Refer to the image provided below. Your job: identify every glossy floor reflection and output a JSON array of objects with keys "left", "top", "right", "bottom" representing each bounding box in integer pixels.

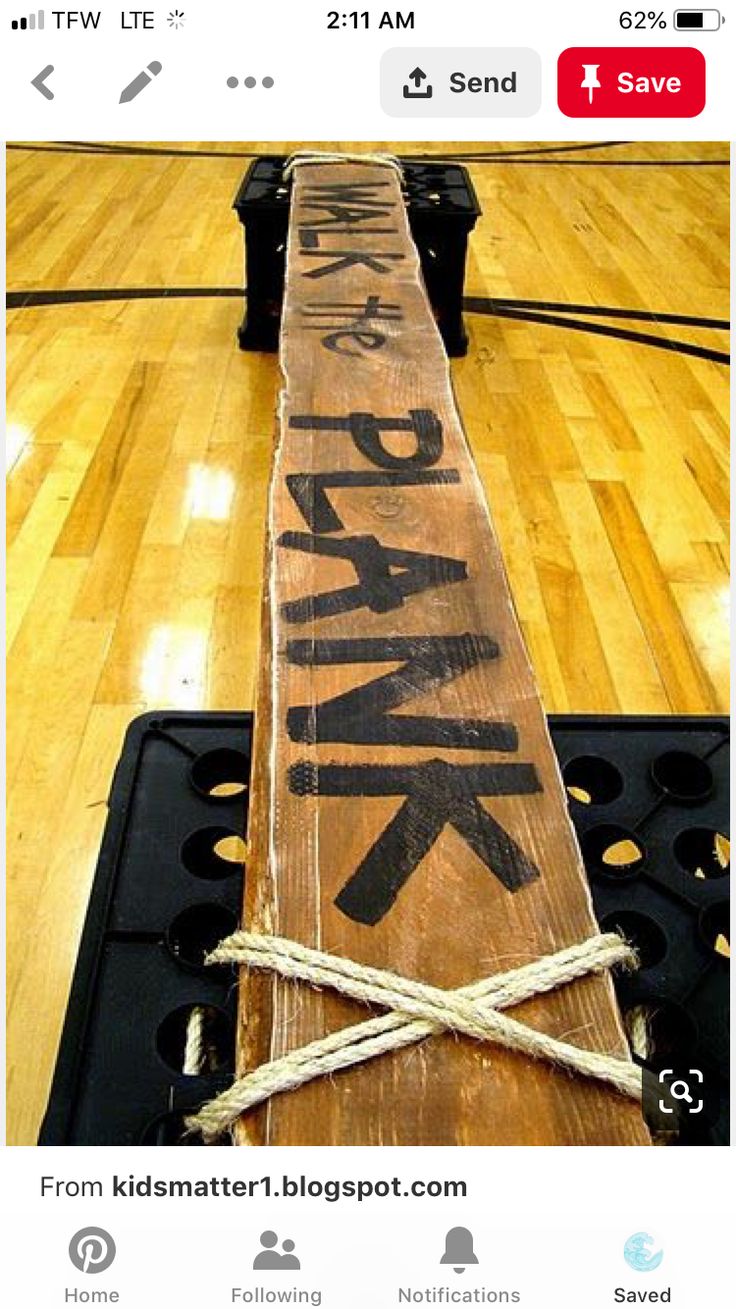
[{"left": 6, "top": 139, "right": 730, "bottom": 1143}]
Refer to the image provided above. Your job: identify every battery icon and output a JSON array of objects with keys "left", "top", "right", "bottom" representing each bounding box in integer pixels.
[{"left": 674, "top": 9, "right": 723, "bottom": 28}]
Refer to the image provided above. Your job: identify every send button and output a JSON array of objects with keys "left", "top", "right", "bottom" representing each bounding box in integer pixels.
[{"left": 381, "top": 48, "right": 542, "bottom": 117}]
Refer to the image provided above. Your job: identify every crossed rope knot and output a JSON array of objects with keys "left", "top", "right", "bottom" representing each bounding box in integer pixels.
[{"left": 185, "top": 930, "right": 641, "bottom": 1142}]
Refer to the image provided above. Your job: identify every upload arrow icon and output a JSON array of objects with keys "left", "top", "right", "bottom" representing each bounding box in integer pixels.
[{"left": 403, "top": 66, "right": 433, "bottom": 98}]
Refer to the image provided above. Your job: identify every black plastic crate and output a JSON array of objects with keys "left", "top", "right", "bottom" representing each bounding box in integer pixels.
[
  {"left": 233, "top": 155, "right": 482, "bottom": 356},
  {"left": 553, "top": 715, "right": 729, "bottom": 1145},
  {"left": 40, "top": 713, "right": 729, "bottom": 1145},
  {"left": 39, "top": 713, "right": 253, "bottom": 1147}
]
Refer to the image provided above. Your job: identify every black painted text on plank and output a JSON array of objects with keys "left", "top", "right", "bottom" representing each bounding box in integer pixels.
[{"left": 279, "top": 174, "right": 542, "bottom": 925}]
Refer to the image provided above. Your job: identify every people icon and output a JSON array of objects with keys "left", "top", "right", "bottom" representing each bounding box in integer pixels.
[
  {"left": 253, "top": 1231, "right": 301, "bottom": 1271},
  {"left": 280, "top": 1241, "right": 299, "bottom": 1270}
]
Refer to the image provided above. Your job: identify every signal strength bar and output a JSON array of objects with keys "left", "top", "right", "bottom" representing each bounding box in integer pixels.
[{"left": 11, "top": 9, "right": 45, "bottom": 28}]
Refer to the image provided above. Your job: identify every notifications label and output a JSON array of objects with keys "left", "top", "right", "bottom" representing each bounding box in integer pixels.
[{"left": 558, "top": 47, "right": 706, "bottom": 117}]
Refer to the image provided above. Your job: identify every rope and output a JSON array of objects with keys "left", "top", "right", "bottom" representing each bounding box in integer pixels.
[
  {"left": 625, "top": 1004, "right": 651, "bottom": 1061},
  {"left": 185, "top": 931, "right": 641, "bottom": 1142},
  {"left": 182, "top": 1005, "right": 206, "bottom": 1076},
  {"left": 282, "top": 150, "right": 404, "bottom": 180}
]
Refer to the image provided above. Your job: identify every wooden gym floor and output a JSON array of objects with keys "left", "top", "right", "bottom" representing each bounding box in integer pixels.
[{"left": 5, "top": 140, "right": 730, "bottom": 1145}]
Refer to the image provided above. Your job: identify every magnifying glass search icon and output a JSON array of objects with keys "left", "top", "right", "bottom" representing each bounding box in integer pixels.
[{"left": 669, "top": 1079, "right": 693, "bottom": 1103}]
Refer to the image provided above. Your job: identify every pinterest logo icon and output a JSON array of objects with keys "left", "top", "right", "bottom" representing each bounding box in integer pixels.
[{"left": 68, "top": 1228, "right": 117, "bottom": 1275}]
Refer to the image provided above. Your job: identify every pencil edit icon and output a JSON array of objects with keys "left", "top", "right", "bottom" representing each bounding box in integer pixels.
[{"left": 119, "top": 60, "right": 162, "bottom": 103}]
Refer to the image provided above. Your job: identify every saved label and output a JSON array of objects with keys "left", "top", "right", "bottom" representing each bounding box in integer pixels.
[{"left": 558, "top": 47, "right": 706, "bottom": 117}]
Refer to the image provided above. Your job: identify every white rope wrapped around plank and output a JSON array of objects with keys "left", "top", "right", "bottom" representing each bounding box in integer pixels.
[{"left": 187, "top": 930, "right": 641, "bottom": 1142}]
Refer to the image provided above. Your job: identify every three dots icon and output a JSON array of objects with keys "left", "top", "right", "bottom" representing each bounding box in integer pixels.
[{"left": 227, "top": 75, "right": 275, "bottom": 89}]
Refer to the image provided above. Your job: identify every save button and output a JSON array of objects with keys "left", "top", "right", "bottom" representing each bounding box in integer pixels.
[{"left": 558, "top": 47, "right": 706, "bottom": 117}]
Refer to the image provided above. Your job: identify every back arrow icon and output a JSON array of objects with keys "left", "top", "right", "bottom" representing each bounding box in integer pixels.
[{"left": 31, "top": 65, "right": 55, "bottom": 100}]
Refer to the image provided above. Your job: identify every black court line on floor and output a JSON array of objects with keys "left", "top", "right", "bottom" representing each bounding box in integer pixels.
[
  {"left": 8, "top": 286, "right": 728, "bottom": 331},
  {"left": 6, "top": 287, "right": 244, "bottom": 308},
  {"left": 468, "top": 303, "right": 730, "bottom": 365},
  {"left": 6, "top": 142, "right": 730, "bottom": 166},
  {"left": 6, "top": 286, "right": 730, "bottom": 365},
  {"left": 477, "top": 298, "right": 729, "bottom": 331},
  {"left": 56, "top": 141, "right": 259, "bottom": 158},
  {"left": 11, "top": 139, "right": 629, "bottom": 160},
  {"left": 423, "top": 141, "right": 634, "bottom": 157},
  {"left": 52, "top": 138, "right": 634, "bottom": 160},
  {"left": 435, "top": 155, "right": 729, "bottom": 166}
]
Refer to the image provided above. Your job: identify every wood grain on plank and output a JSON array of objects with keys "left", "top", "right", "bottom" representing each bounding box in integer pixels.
[
  {"left": 11, "top": 140, "right": 726, "bottom": 1145},
  {"left": 236, "top": 161, "right": 649, "bottom": 1145}
]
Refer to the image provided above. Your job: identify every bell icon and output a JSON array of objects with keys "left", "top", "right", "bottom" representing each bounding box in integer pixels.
[{"left": 440, "top": 1227, "right": 479, "bottom": 1274}]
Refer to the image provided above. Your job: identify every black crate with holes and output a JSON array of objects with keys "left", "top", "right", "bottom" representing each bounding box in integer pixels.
[
  {"left": 232, "top": 155, "right": 482, "bottom": 356},
  {"left": 555, "top": 715, "right": 729, "bottom": 1145},
  {"left": 40, "top": 712, "right": 729, "bottom": 1145},
  {"left": 39, "top": 712, "right": 253, "bottom": 1146}
]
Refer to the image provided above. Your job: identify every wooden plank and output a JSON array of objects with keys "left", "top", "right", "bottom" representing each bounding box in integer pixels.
[
  {"left": 6, "top": 143, "right": 729, "bottom": 1145},
  {"left": 244, "top": 161, "right": 647, "bottom": 1144},
  {"left": 235, "top": 160, "right": 649, "bottom": 1145}
]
